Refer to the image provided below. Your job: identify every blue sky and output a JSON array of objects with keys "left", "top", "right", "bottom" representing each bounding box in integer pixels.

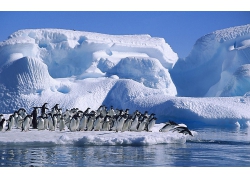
[{"left": 0, "top": 11, "right": 249, "bottom": 58}]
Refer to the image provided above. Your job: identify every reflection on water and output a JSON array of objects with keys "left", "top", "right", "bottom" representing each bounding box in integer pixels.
[
  {"left": 1, "top": 127, "right": 250, "bottom": 167},
  {"left": 0, "top": 144, "right": 189, "bottom": 167}
]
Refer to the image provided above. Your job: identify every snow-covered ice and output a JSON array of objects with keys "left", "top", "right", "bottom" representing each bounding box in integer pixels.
[
  {"left": 1, "top": 25, "right": 250, "bottom": 136},
  {"left": 0, "top": 123, "right": 195, "bottom": 145}
]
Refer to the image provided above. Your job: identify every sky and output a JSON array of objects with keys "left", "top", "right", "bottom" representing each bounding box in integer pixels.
[{"left": 0, "top": 2, "right": 250, "bottom": 58}]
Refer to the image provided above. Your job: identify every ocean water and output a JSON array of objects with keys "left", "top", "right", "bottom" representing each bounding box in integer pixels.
[{"left": 1, "top": 127, "right": 250, "bottom": 167}]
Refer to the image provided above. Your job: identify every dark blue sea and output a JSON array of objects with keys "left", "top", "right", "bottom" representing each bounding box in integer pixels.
[{"left": 1, "top": 127, "right": 250, "bottom": 167}]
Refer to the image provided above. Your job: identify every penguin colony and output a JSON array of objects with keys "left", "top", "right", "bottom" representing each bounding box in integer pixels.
[{"left": 0, "top": 103, "right": 193, "bottom": 136}]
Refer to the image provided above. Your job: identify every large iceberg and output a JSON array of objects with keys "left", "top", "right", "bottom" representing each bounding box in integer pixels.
[
  {"left": 171, "top": 24, "right": 250, "bottom": 97},
  {"left": 1, "top": 26, "right": 250, "bottom": 127}
]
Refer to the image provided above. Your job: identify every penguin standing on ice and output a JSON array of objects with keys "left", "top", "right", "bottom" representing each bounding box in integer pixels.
[
  {"left": 122, "top": 115, "right": 133, "bottom": 132},
  {"left": 31, "top": 107, "right": 39, "bottom": 129},
  {"left": 52, "top": 114, "right": 58, "bottom": 131},
  {"left": 6, "top": 115, "right": 15, "bottom": 131},
  {"left": 129, "top": 114, "right": 139, "bottom": 131},
  {"left": 37, "top": 116, "right": 45, "bottom": 130},
  {"left": 116, "top": 114, "right": 128, "bottom": 132},
  {"left": 47, "top": 113, "right": 54, "bottom": 131},
  {"left": 137, "top": 116, "right": 148, "bottom": 132},
  {"left": 146, "top": 117, "right": 157, "bottom": 132},
  {"left": 43, "top": 114, "right": 49, "bottom": 130},
  {"left": 93, "top": 114, "right": 104, "bottom": 131},
  {"left": 59, "top": 117, "right": 66, "bottom": 131},
  {"left": 78, "top": 114, "right": 88, "bottom": 131},
  {"left": 0, "top": 118, "right": 6, "bottom": 131},
  {"left": 21, "top": 115, "right": 32, "bottom": 132},
  {"left": 69, "top": 116, "right": 77, "bottom": 132},
  {"left": 102, "top": 115, "right": 111, "bottom": 131},
  {"left": 86, "top": 114, "right": 96, "bottom": 131}
]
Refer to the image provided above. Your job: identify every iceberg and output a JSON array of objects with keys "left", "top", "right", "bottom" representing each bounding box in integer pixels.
[
  {"left": 171, "top": 24, "right": 250, "bottom": 97},
  {"left": 0, "top": 25, "right": 250, "bottom": 130}
]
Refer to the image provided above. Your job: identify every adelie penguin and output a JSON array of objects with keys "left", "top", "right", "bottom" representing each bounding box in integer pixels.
[
  {"left": 59, "top": 117, "right": 66, "bottom": 131},
  {"left": 40, "top": 103, "right": 49, "bottom": 116},
  {"left": 0, "top": 118, "right": 6, "bottom": 131},
  {"left": 21, "top": 115, "right": 32, "bottom": 132},
  {"left": 171, "top": 126, "right": 193, "bottom": 136},
  {"left": 31, "top": 107, "right": 39, "bottom": 129},
  {"left": 6, "top": 115, "right": 15, "bottom": 131},
  {"left": 159, "top": 120, "right": 179, "bottom": 132}
]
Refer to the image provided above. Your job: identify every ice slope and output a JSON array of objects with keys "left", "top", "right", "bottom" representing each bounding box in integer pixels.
[{"left": 171, "top": 24, "right": 250, "bottom": 97}]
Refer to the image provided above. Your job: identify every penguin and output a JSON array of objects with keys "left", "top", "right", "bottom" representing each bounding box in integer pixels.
[
  {"left": 116, "top": 114, "right": 128, "bottom": 132},
  {"left": 0, "top": 118, "right": 7, "bottom": 131},
  {"left": 93, "top": 114, "right": 104, "bottom": 131},
  {"left": 171, "top": 126, "right": 193, "bottom": 136},
  {"left": 110, "top": 115, "right": 121, "bottom": 131},
  {"left": 64, "top": 114, "right": 72, "bottom": 129},
  {"left": 96, "top": 105, "right": 103, "bottom": 116},
  {"left": 50, "top": 114, "right": 58, "bottom": 131},
  {"left": 43, "top": 114, "right": 49, "bottom": 130},
  {"left": 59, "top": 117, "right": 66, "bottom": 131},
  {"left": 86, "top": 115, "right": 96, "bottom": 131},
  {"left": 21, "top": 115, "right": 32, "bottom": 132},
  {"left": 51, "top": 107, "right": 58, "bottom": 117},
  {"left": 146, "top": 117, "right": 157, "bottom": 132},
  {"left": 47, "top": 113, "right": 54, "bottom": 131},
  {"left": 131, "top": 110, "right": 140, "bottom": 119},
  {"left": 122, "top": 115, "right": 133, "bottom": 132},
  {"left": 18, "top": 108, "right": 27, "bottom": 118},
  {"left": 56, "top": 114, "right": 62, "bottom": 128},
  {"left": 78, "top": 114, "right": 88, "bottom": 131},
  {"left": 40, "top": 103, "right": 49, "bottom": 116},
  {"left": 15, "top": 112, "right": 23, "bottom": 129},
  {"left": 0, "top": 114, "right": 3, "bottom": 121},
  {"left": 6, "top": 115, "right": 15, "bottom": 131},
  {"left": 75, "top": 115, "right": 80, "bottom": 131},
  {"left": 101, "top": 115, "right": 111, "bottom": 131},
  {"left": 107, "top": 106, "right": 116, "bottom": 117},
  {"left": 31, "top": 107, "right": 39, "bottom": 129},
  {"left": 69, "top": 117, "right": 77, "bottom": 132},
  {"left": 159, "top": 120, "right": 179, "bottom": 132},
  {"left": 137, "top": 116, "right": 148, "bottom": 132},
  {"left": 52, "top": 104, "right": 60, "bottom": 111},
  {"left": 83, "top": 107, "right": 91, "bottom": 115},
  {"left": 58, "top": 108, "right": 63, "bottom": 115},
  {"left": 68, "top": 113, "right": 80, "bottom": 132},
  {"left": 13, "top": 111, "right": 20, "bottom": 129},
  {"left": 37, "top": 116, "right": 45, "bottom": 130},
  {"left": 124, "top": 109, "right": 129, "bottom": 115},
  {"left": 129, "top": 114, "right": 139, "bottom": 131},
  {"left": 100, "top": 106, "right": 107, "bottom": 117}
]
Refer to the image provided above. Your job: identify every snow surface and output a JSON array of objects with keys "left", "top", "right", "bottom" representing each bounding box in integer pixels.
[
  {"left": 1, "top": 26, "right": 250, "bottom": 131},
  {"left": 0, "top": 124, "right": 195, "bottom": 146}
]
